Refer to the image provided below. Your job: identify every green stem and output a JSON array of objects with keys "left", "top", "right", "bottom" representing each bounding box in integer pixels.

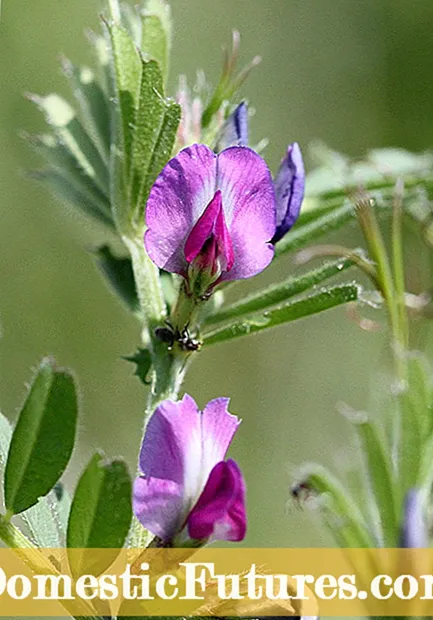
[
  {"left": 392, "top": 180, "right": 409, "bottom": 350},
  {"left": 356, "top": 197, "right": 407, "bottom": 381},
  {"left": 0, "top": 513, "right": 35, "bottom": 549},
  {"left": 123, "top": 235, "right": 167, "bottom": 344}
]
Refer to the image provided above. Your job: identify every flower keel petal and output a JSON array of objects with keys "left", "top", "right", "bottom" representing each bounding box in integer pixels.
[{"left": 187, "top": 459, "right": 247, "bottom": 542}]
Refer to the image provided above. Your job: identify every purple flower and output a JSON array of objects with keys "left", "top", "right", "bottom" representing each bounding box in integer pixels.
[
  {"left": 145, "top": 144, "right": 276, "bottom": 293},
  {"left": 401, "top": 488, "right": 428, "bottom": 548},
  {"left": 133, "top": 394, "right": 247, "bottom": 545},
  {"left": 271, "top": 142, "right": 305, "bottom": 243}
]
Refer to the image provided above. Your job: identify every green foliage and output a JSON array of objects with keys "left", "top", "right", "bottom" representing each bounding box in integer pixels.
[
  {"left": 26, "top": 5, "right": 179, "bottom": 238},
  {"left": 307, "top": 142, "right": 433, "bottom": 196},
  {"left": 107, "top": 21, "right": 180, "bottom": 231},
  {"left": 21, "top": 489, "right": 70, "bottom": 548},
  {"left": 292, "top": 464, "right": 374, "bottom": 548},
  {"left": 95, "top": 245, "right": 139, "bottom": 313},
  {"left": 67, "top": 452, "right": 132, "bottom": 575},
  {"left": 141, "top": 0, "right": 172, "bottom": 80},
  {"left": 129, "top": 59, "right": 180, "bottom": 221},
  {"left": 206, "top": 256, "right": 356, "bottom": 326},
  {"left": 61, "top": 58, "right": 111, "bottom": 159},
  {"left": 398, "top": 353, "right": 433, "bottom": 495},
  {"left": 0, "top": 411, "right": 70, "bottom": 547},
  {"left": 4, "top": 359, "right": 78, "bottom": 515},
  {"left": 123, "top": 348, "right": 153, "bottom": 385},
  {"left": 203, "top": 283, "right": 359, "bottom": 346},
  {"left": 342, "top": 408, "right": 398, "bottom": 547},
  {"left": 274, "top": 202, "right": 355, "bottom": 258},
  {"left": 29, "top": 94, "right": 110, "bottom": 197}
]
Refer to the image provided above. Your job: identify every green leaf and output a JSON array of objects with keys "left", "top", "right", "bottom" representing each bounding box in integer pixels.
[
  {"left": 292, "top": 464, "right": 374, "bottom": 548},
  {"left": 28, "top": 94, "right": 110, "bottom": 198},
  {"left": 0, "top": 413, "right": 12, "bottom": 511},
  {"left": 0, "top": 412, "right": 70, "bottom": 547},
  {"left": 141, "top": 14, "right": 170, "bottom": 81},
  {"left": 21, "top": 489, "right": 68, "bottom": 548},
  {"left": 344, "top": 410, "right": 398, "bottom": 546},
  {"left": 67, "top": 453, "right": 132, "bottom": 575},
  {"left": 140, "top": 98, "right": 180, "bottom": 210},
  {"left": 95, "top": 245, "right": 139, "bottom": 313},
  {"left": 61, "top": 58, "right": 111, "bottom": 160},
  {"left": 122, "top": 348, "right": 152, "bottom": 385},
  {"left": 130, "top": 59, "right": 166, "bottom": 212},
  {"left": 205, "top": 257, "right": 354, "bottom": 326},
  {"left": 274, "top": 201, "right": 355, "bottom": 258},
  {"left": 405, "top": 352, "right": 433, "bottom": 440},
  {"left": 29, "top": 168, "right": 114, "bottom": 230},
  {"left": 107, "top": 22, "right": 142, "bottom": 174},
  {"left": 25, "top": 133, "right": 111, "bottom": 220},
  {"left": 398, "top": 352, "right": 433, "bottom": 495},
  {"left": 141, "top": 0, "right": 172, "bottom": 81},
  {"left": 4, "top": 359, "right": 78, "bottom": 515},
  {"left": 203, "top": 283, "right": 359, "bottom": 346},
  {"left": 120, "top": 2, "right": 142, "bottom": 45}
]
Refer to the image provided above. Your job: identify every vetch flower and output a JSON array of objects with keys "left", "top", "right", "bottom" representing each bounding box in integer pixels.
[
  {"left": 401, "top": 488, "right": 428, "bottom": 548},
  {"left": 133, "top": 394, "right": 246, "bottom": 546},
  {"left": 145, "top": 144, "right": 276, "bottom": 295}
]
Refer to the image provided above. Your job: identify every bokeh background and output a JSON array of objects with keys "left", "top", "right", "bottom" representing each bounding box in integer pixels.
[{"left": 1, "top": 0, "right": 433, "bottom": 566}]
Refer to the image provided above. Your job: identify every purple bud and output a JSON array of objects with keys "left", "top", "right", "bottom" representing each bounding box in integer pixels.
[
  {"left": 218, "top": 102, "right": 249, "bottom": 150},
  {"left": 272, "top": 142, "right": 305, "bottom": 243}
]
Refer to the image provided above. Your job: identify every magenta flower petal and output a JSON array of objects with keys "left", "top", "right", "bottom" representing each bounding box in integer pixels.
[
  {"left": 187, "top": 459, "right": 247, "bottom": 542},
  {"left": 145, "top": 144, "right": 217, "bottom": 276},
  {"left": 133, "top": 395, "right": 241, "bottom": 542},
  {"left": 184, "top": 190, "right": 234, "bottom": 274},
  {"left": 217, "top": 146, "right": 275, "bottom": 280},
  {"left": 145, "top": 144, "right": 276, "bottom": 284},
  {"left": 272, "top": 142, "right": 305, "bottom": 243}
]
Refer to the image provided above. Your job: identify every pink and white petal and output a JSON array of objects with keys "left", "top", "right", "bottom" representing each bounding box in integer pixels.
[
  {"left": 133, "top": 475, "right": 184, "bottom": 542},
  {"left": 200, "top": 398, "right": 240, "bottom": 477},
  {"left": 187, "top": 459, "right": 247, "bottom": 542},
  {"left": 216, "top": 146, "right": 276, "bottom": 280},
  {"left": 145, "top": 144, "right": 217, "bottom": 275}
]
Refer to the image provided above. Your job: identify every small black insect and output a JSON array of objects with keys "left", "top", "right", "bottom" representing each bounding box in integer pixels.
[
  {"left": 154, "top": 322, "right": 201, "bottom": 352},
  {"left": 290, "top": 480, "right": 315, "bottom": 506},
  {"left": 178, "top": 326, "right": 201, "bottom": 352},
  {"left": 154, "top": 325, "right": 176, "bottom": 347}
]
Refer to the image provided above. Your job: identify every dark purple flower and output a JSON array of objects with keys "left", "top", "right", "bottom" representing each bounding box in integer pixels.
[
  {"left": 218, "top": 102, "right": 249, "bottom": 150},
  {"left": 145, "top": 144, "right": 276, "bottom": 293},
  {"left": 271, "top": 142, "right": 305, "bottom": 243},
  {"left": 401, "top": 488, "right": 428, "bottom": 548},
  {"left": 133, "top": 394, "right": 247, "bottom": 545}
]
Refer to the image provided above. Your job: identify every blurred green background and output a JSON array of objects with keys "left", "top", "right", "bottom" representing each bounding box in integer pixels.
[{"left": 1, "top": 0, "right": 433, "bottom": 557}]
